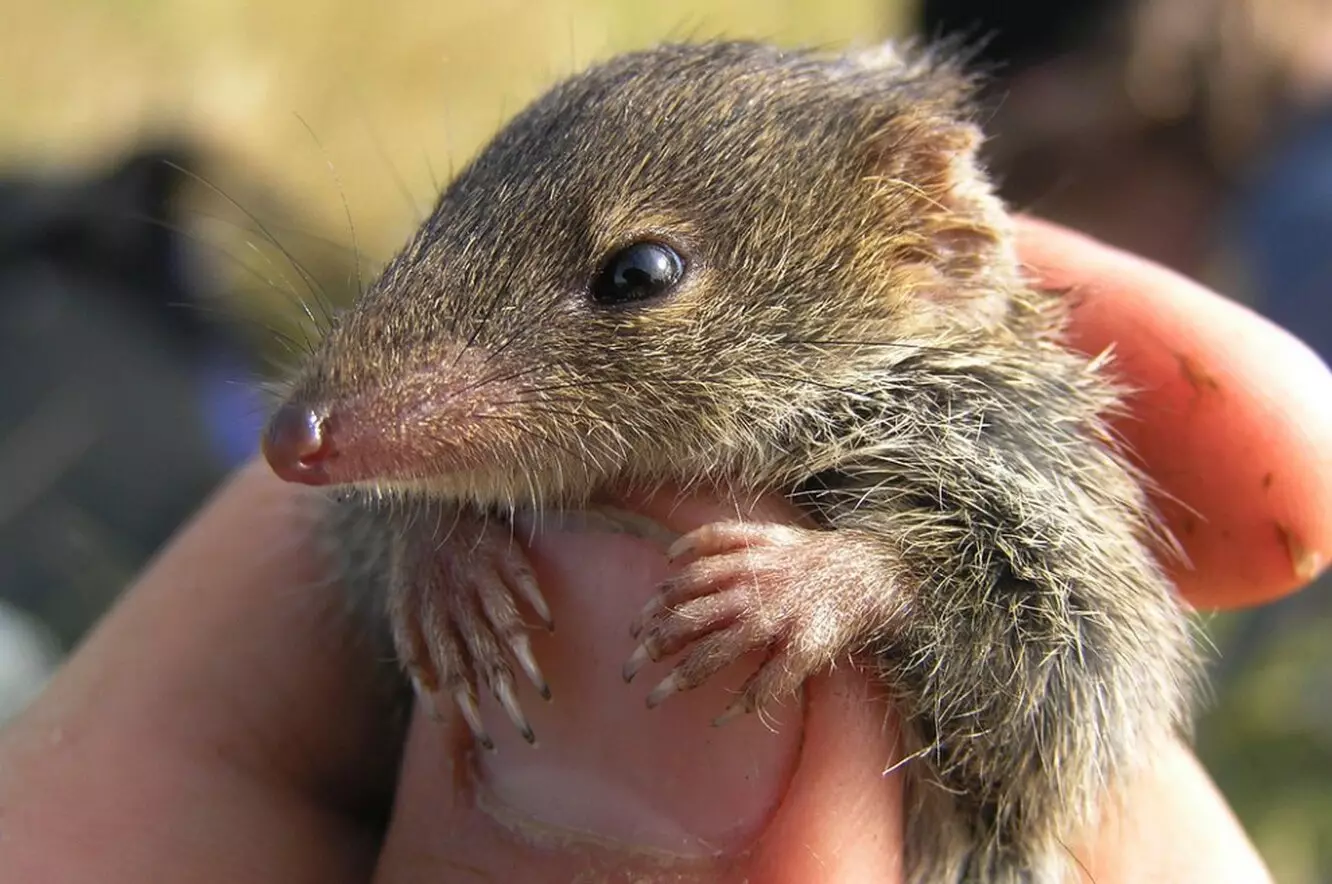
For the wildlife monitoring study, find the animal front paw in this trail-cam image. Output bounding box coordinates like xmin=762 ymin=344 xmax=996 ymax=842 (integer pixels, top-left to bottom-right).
xmin=388 ymin=509 xmax=553 ymax=749
xmin=625 ymin=521 xmax=891 ymax=723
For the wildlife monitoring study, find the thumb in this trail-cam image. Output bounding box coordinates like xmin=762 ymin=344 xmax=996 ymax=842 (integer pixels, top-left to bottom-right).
xmin=371 ymin=494 xmax=905 ymax=883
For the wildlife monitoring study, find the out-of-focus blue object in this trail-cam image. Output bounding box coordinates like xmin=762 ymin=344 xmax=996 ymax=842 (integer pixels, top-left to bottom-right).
xmin=1231 ymin=104 xmax=1332 ymax=362
xmin=201 ymin=349 xmax=266 ymax=467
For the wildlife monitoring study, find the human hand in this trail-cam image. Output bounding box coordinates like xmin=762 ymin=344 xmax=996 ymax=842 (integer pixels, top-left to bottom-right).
xmin=1 ymin=220 xmax=1327 ymax=882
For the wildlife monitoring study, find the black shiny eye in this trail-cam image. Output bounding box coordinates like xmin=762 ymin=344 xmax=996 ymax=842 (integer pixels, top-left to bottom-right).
xmin=590 ymin=241 xmax=685 ymax=305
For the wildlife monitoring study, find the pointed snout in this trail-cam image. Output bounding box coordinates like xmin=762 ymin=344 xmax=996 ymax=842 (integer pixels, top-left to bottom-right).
xmin=262 ymin=401 xmax=335 ymax=486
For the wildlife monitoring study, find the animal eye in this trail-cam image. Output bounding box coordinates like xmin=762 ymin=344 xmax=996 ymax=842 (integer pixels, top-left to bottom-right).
xmin=590 ymin=241 xmax=685 ymax=305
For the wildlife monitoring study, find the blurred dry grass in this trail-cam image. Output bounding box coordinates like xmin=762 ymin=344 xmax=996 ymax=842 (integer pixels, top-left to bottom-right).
xmin=0 ymin=0 xmax=903 ymax=269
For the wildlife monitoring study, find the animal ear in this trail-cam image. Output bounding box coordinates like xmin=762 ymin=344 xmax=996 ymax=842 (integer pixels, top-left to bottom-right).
xmin=844 ymin=40 xmax=978 ymax=114
xmin=846 ymin=42 xmax=1020 ymax=299
xmin=841 ymin=42 xmax=1017 ymax=303
xmin=843 ymin=41 xmax=984 ymax=184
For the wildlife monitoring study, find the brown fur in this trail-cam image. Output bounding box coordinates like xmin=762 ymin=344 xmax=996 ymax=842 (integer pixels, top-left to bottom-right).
xmin=268 ymin=41 xmax=1199 ymax=883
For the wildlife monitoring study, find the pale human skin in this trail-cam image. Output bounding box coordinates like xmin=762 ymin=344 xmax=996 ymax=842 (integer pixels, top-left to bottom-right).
xmin=0 ymin=220 xmax=1327 ymax=882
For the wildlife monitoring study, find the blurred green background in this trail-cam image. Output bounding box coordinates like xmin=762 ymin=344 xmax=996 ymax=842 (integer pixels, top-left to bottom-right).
xmin=0 ymin=1 xmax=1327 ymax=881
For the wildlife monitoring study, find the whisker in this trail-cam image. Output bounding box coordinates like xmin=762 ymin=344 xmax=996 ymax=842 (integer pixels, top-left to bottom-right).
xmin=359 ymin=113 xmax=426 ymax=224
xmin=457 ymin=282 xmax=509 ymax=372
xmin=450 ymin=363 xmax=550 ymax=401
xmin=294 ymin=112 xmax=364 ymax=299
xmin=239 ymin=239 xmax=321 ymax=348
xmin=163 ymin=159 xmax=336 ymax=332
xmin=477 ymin=286 xmax=567 ymax=370
xmin=115 ymin=209 xmax=318 ymax=354
xmin=164 ymin=299 xmax=305 ymax=357
xmin=182 ymin=207 xmax=364 ymax=260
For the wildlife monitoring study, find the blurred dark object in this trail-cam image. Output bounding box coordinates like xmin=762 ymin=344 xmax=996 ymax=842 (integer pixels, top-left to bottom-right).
xmin=0 ymin=143 xmax=261 ymax=649
xmin=917 ymin=0 xmax=1332 ymax=383
xmin=919 ymin=0 xmax=1224 ymax=275
xmin=919 ymin=0 xmax=1332 ymax=283
xmin=920 ymin=0 xmax=1119 ymax=74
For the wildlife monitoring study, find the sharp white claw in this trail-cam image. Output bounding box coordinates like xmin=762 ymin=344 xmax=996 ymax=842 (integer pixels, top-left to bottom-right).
xmin=509 ymin=568 xmax=554 ymax=630
xmin=666 ymin=533 xmax=697 ymax=562
xmin=645 ymin=671 xmax=684 ymax=708
xmin=454 ymin=688 xmax=494 ymax=750
xmin=629 ymin=597 xmax=661 ymax=639
xmin=410 ymin=675 xmax=443 ymax=720
xmin=622 ymin=643 xmax=652 ymax=683
xmin=510 ymin=633 xmax=551 ymax=700
xmin=712 ymin=699 xmax=748 ymax=727
xmin=494 ymin=677 xmax=536 ymax=744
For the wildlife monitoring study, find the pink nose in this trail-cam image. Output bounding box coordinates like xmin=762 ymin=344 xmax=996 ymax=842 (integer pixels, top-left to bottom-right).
xmin=262 ymin=403 xmax=334 ymax=485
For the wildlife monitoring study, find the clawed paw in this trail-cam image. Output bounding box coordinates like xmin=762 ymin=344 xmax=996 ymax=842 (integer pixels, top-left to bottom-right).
xmin=385 ymin=509 xmax=880 ymax=746
xmin=388 ymin=511 xmax=553 ymax=750
xmin=625 ymin=520 xmax=868 ymax=724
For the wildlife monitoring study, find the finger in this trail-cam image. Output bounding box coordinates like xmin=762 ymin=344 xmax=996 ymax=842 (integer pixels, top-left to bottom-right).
xmin=0 ymin=462 xmax=401 ymax=883
xmin=1077 ymin=741 xmax=1272 ymax=882
xmin=752 ymin=689 xmax=1272 ymax=884
xmin=372 ymin=493 xmax=904 ymax=883
xmin=1017 ymin=217 xmax=1332 ymax=608
xmin=753 ymin=698 xmax=1272 ymax=884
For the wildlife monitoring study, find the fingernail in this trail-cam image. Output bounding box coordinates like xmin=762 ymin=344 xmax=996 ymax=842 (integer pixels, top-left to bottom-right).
xmin=472 ymin=507 xmax=802 ymax=858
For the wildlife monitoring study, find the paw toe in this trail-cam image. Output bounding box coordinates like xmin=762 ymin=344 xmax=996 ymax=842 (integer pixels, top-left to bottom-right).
xmin=645 ymin=624 xmax=758 ymax=706
xmin=490 ymin=669 xmax=536 ymax=744
xmin=667 ymin=521 xmax=800 ymax=565
xmin=453 ymin=685 xmax=493 ymax=750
